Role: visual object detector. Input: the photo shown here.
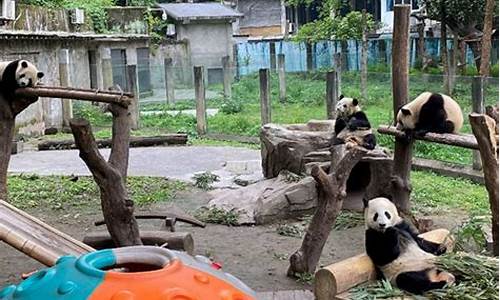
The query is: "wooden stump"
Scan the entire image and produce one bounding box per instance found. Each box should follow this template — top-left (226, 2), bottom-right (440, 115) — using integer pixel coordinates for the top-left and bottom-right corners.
top-left (469, 113), bottom-right (499, 255)
top-left (288, 147), bottom-right (365, 276)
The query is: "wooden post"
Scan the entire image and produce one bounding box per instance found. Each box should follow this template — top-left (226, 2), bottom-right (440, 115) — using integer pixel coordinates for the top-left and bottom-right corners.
top-left (126, 65), bottom-right (139, 130)
top-left (469, 113), bottom-right (499, 256)
top-left (391, 4), bottom-right (412, 215)
top-left (277, 54), bottom-right (286, 103)
top-left (259, 68), bottom-right (271, 125)
top-left (326, 71), bottom-right (338, 119)
top-left (334, 53), bottom-right (342, 96)
top-left (270, 42), bottom-right (277, 71)
top-left (164, 58), bottom-right (175, 104)
top-left (306, 43), bottom-right (314, 72)
top-left (233, 44), bottom-right (240, 81)
top-left (59, 49), bottom-right (73, 127)
top-left (194, 66), bottom-right (207, 135)
top-left (360, 9), bottom-right (368, 100)
top-left (222, 56), bottom-right (232, 99)
top-left (472, 76), bottom-right (485, 170)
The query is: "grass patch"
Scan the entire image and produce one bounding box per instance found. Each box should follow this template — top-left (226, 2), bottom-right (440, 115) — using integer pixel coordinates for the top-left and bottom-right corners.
top-left (333, 211), bottom-right (365, 230)
top-left (195, 207), bottom-right (240, 226)
top-left (192, 172), bottom-right (220, 190)
top-left (411, 170), bottom-right (489, 215)
top-left (276, 223), bottom-right (304, 238)
top-left (7, 175), bottom-right (187, 209)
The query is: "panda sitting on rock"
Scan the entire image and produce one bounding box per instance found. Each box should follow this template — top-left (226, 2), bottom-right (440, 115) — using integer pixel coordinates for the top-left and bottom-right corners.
top-left (333, 95), bottom-right (376, 150)
top-left (364, 197), bottom-right (455, 294)
top-left (0, 59), bottom-right (44, 97)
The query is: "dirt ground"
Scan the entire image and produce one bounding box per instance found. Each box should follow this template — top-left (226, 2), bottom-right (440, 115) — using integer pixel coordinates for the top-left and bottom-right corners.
top-left (0, 188), bottom-right (465, 292)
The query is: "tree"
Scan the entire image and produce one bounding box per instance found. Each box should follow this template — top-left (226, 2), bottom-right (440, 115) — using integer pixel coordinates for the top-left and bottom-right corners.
top-left (422, 0), bottom-right (499, 71)
top-left (479, 0), bottom-right (496, 76)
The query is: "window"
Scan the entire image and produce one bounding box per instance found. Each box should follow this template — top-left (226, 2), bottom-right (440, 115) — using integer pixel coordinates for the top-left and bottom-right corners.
top-left (88, 50), bottom-right (98, 89)
top-left (111, 49), bottom-right (128, 91)
top-left (387, 0), bottom-right (394, 11)
top-left (412, 0), bottom-right (419, 10)
top-left (1, 0), bottom-right (15, 19)
top-left (136, 48), bottom-right (152, 96)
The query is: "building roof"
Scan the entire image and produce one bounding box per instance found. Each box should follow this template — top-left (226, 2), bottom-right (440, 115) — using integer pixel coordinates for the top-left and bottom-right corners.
top-left (157, 3), bottom-right (242, 22)
top-left (0, 30), bottom-right (149, 41)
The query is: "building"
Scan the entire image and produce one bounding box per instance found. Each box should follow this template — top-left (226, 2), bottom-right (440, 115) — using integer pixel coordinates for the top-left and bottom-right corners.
top-left (236, 0), bottom-right (286, 38)
top-left (0, 4), bottom-right (150, 135)
top-left (158, 2), bottom-right (242, 81)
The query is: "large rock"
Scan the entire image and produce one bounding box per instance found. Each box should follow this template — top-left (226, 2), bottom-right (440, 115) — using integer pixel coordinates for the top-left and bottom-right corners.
top-left (261, 121), bottom-right (335, 179)
top-left (205, 171), bottom-right (318, 225)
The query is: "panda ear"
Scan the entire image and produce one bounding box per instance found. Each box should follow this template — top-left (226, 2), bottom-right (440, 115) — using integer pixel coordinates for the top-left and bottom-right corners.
top-left (352, 98), bottom-right (359, 106)
top-left (339, 94), bottom-right (344, 100)
top-left (21, 61), bottom-right (28, 68)
top-left (37, 72), bottom-right (44, 79)
top-left (401, 108), bottom-right (411, 116)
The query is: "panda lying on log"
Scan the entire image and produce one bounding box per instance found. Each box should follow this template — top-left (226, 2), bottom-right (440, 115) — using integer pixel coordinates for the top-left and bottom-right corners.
top-left (333, 95), bottom-right (376, 150)
top-left (364, 197), bottom-right (455, 294)
top-left (396, 92), bottom-right (464, 140)
top-left (0, 59), bottom-right (44, 97)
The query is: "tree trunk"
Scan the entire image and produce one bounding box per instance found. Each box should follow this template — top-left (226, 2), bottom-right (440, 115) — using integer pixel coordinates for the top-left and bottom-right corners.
top-left (0, 93), bottom-right (39, 199)
top-left (360, 10), bottom-right (368, 100)
top-left (440, 22), bottom-right (450, 94)
top-left (468, 40), bottom-right (483, 71)
top-left (70, 110), bottom-right (142, 247)
top-left (469, 113), bottom-right (499, 256)
top-left (458, 38), bottom-right (467, 75)
top-left (479, 0), bottom-right (495, 77)
top-left (288, 147), bottom-right (365, 276)
top-left (417, 22), bottom-right (426, 69)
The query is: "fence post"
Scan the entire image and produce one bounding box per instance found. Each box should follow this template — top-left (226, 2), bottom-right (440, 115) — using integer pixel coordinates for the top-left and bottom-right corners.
top-left (222, 56), bottom-right (232, 99)
top-left (326, 71), bottom-right (338, 119)
top-left (59, 49), bottom-right (73, 128)
top-left (391, 4), bottom-right (412, 215)
top-left (277, 54), bottom-right (286, 103)
top-left (126, 65), bottom-right (139, 130)
top-left (194, 66), bottom-right (207, 135)
top-left (333, 52), bottom-right (342, 96)
top-left (164, 58), bottom-right (175, 104)
top-left (270, 42), bottom-right (276, 71)
top-left (306, 43), bottom-right (314, 72)
top-left (472, 76), bottom-right (485, 170)
top-left (259, 68), bottom-right (271, 125)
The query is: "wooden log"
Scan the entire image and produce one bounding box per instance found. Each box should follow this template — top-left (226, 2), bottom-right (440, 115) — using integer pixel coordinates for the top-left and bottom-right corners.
top-left (0, 199), bottom-right (94, 266)
top-left (469, 113), bottom-right (499, 256)
top-left (38, 134), bottom-right (188, 151)
top-left (14, 86), bottom-right (132, 107)
top-left (83, 230), bottom-right (194, 255)
top-left (222, 56), bottom-right (232, 100)
top-left (277, 54), bottom-right (286, 103)
top-left (94, 213), bottom-right (206, 228)
top-left (326, 71), bottom-right (338, 119)
top-left (164, 58), bottom-right (175, 104)
top-left (259, 68), bottom-right (271, 125)
top-left (314, 229), bottom-right (454, 299)
top-left (391, 4), bottom-right (412, 215)
top-left (472, 76), bottom-right (485, 170)
top-left (288, 147), bottom-right (366, 276)
top-left (378, 125), bottom-right (479, 150)
top-left (194, 66), bottom-right (207, 135)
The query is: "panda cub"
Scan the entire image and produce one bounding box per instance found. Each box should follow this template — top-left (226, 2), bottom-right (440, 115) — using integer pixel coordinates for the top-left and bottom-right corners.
top-left (0, 59), bottom-right (44, 96)
top-left (364, 197), bottom-right (455, 294)
top-left (333, 95), bottom-right (376, 150)
top-left (396, 92), bottom-right (463, 137)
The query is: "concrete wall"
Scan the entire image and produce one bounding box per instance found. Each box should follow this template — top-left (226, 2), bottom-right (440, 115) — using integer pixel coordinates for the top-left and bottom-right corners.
top-left (177, 21), bottom-right (233, 69)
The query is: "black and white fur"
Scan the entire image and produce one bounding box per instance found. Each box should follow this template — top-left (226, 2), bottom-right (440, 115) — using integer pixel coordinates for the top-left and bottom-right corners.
top-left (0, 59), bottom-right (44, 97)
top-left (364, 197), bottom-right (455, 294)
top-left (396, 92), bottom-right (463, 138)
top-left (333, 95), bottom-right (376, 150)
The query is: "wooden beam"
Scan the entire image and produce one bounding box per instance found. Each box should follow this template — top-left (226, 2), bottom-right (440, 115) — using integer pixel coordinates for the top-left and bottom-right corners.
top-left (194, 66), bottom-right (207, 135)
top-left (378, 125), bottom-right (479, 150)
top-left (14, 86), bottom-right (132, 107)
top-left (259, 68), bottom-right (271, 125)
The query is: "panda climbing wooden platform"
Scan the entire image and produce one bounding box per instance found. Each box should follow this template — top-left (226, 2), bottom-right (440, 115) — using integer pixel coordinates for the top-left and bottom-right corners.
top-left (377, 125), bottom-right (479, 149)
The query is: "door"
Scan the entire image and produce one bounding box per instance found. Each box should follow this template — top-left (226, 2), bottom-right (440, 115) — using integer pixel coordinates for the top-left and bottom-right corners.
top-left (111, 49), bottom-right (128, 90)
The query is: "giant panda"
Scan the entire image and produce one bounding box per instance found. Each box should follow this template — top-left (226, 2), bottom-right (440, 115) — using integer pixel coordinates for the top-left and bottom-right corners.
top-left (333, 95), bottom-right (376, 150)
top-left (0, 59), bottom-right (44, 96)
top-left (364, 197), bottom-right (455, 295)
top-left (396, 92), bottom-right (463, 137)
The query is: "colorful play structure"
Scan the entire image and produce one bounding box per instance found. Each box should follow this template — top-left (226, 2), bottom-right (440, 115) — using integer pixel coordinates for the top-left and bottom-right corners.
top-left (0, 246), bottom-right (256, 299)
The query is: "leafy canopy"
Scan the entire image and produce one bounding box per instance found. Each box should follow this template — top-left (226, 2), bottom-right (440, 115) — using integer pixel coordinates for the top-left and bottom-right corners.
top-left (287, 0), bottom-right (376, 42)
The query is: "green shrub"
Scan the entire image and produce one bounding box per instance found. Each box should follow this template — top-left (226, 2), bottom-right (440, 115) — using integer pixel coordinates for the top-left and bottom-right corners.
top-left (220, 97), bottom-right (243, 114)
